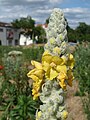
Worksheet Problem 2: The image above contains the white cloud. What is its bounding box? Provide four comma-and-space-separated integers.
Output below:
36, 9, 52, 14
0, 0, 90, 28
63, 7, 89, 13
49, 0, 63, 3
26, 0, 44, 1
63, 7, 90, 28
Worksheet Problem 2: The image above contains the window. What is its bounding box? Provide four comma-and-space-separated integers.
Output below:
8, 40, 12, 45
0, 28, 3, 32
0, 40, 2, 45
15, 39, 19, 45
6, 29, 13, 39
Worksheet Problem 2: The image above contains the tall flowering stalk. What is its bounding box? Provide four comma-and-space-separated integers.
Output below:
27, 8, 74, 120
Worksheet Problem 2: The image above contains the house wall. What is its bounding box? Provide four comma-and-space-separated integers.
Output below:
0, 26, 20, 46
0, 27, 7, 45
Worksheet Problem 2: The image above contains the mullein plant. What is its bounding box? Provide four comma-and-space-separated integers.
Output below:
27, 8, 74, 120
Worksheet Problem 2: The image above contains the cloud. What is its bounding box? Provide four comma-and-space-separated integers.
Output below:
63, 7, 90, 28
49, 0, 64, 3
0, 0, 90, 28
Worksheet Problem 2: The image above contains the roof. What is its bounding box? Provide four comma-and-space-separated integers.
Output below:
35, 23, 48, 28
0, 22, 12, 27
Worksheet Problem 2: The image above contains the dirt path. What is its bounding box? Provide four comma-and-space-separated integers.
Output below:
65, 80, 87, 120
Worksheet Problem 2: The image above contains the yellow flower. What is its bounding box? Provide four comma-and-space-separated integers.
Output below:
37, 111, 42, 117
59, 34, 63, 40
36, 111, 42, 120
42, 51, 53, 64
33, 93, 40, 100
42, 51, 64, 80
62, 111, 68, 119
27, 50, 75, 96
67, 54, 75, 69
31, 60, 43, 69
56, 65, 67, 73
27, 61, 44, 80
57, 72, 67, 89
53, 47, 61, 55
27, 60, 44, 100
61, 55, 67, 64
49, 37, 56, 44
32, 81, 42, 100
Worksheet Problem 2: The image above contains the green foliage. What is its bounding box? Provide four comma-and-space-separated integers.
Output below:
74, 42, 90, 95
0, 50, 40, 120
45, 17, 50, 24
1, 95, 38, 120
74, 42, 90, 119
22, 46, 44, 62
12, 17, 47, 43
67, 22, 90, 42
82, 94, 90, 120
12, 16, 35, 29
34, 26, 47, 43
0, 46, 44, 63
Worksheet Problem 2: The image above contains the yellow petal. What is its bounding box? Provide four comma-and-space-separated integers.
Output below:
52, 56, 64, 65
37, 111, 42, 118
62, 111, 68, 119
42, 61, 50, 71
59, 81, 66, 89
61, 55, 67, 64
56, 65, 67, 73
33, 93, 40, 100
53, 47, 61, 54
49, 68, 58, 80
28, 74, 39, 81
58, 72, 67, 89
45, 68, 50, 79
42, 51, 52, 64
69, 54, 74, 60
32, 89, 38, 95
31, 60, 43, 69
42, 50, 50, 56
49, 37, 55, 44
34, 69, 44, 79
27, 68, 37, 77
67, 54, 75, 69
33, 80, 42, 87
57, 72, 67, 80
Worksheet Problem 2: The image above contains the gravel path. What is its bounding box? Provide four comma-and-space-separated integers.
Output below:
65, 80, 87, 120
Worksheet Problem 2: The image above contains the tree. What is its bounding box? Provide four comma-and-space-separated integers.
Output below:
34, 26, 47, 43
45, 17, 50, 24
12, 16, 35, 39
75, 22, 90, 42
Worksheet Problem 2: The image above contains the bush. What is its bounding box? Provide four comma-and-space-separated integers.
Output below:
0, 46, 44, 64
0, 50, 40, 120
74, 42, 90, 119
74, 42, 90, 95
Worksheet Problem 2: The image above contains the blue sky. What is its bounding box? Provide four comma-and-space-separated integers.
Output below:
0, 0, 90, 28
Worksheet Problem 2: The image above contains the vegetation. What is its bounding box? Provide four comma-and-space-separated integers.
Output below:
12, 16, 47, 43
0, 46, 44, 120
74, 42, 90, 119
0, 42, 90, 119
67, 22, 90, 43
0, 52, 36, 120
0, 46, 44, 63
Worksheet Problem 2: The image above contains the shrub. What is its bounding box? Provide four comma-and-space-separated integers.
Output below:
74, 42, 90, 119
0, 50, 40, 120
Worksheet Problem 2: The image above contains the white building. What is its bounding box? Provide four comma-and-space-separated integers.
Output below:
19, 34, 33, 45
0, 22, 48, 46
0, 22, 20, 46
